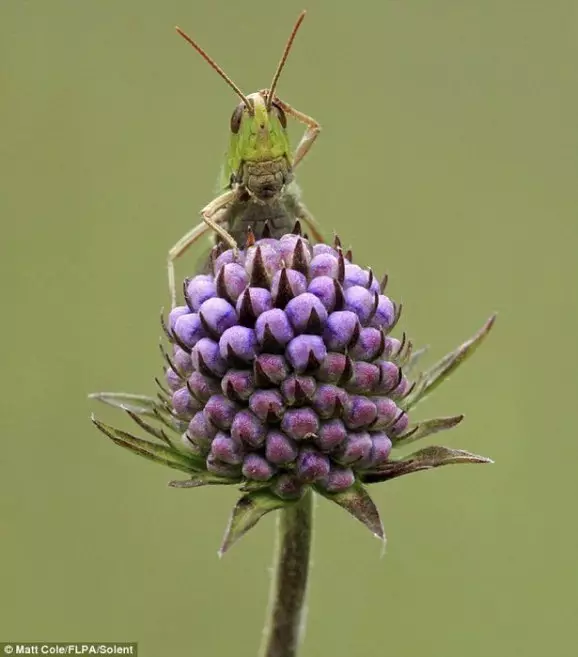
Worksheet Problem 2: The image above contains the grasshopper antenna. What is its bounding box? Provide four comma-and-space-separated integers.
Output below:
175, 26, 252, 111
266, 10, 306, 110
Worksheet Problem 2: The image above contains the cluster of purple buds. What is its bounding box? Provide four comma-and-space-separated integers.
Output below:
92, 223, 494, 551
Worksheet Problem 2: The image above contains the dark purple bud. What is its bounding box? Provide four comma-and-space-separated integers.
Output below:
174, 313, 206, 349
278, 234, 310, 266
296, 448, 330, 483
236, 287, 273, 320
323, 311, 360, 352
285, 293, 328, 334
255, 309, 294, 347
345, 362, 381, 394
281, 375, 316, 405
344, 286, 375, 325
221, 369, 254, 401
188, 411, 218, 447
349, 327, 383, 361
335, 432, 372, 465
372, 397, 400, 430
312, 243, 337, 258
168, 306, 189, 332
281, 408, 320, 441
368, 432, 392, 466
219, 263, 248, 301
246, 244, 283, 281
315, 419, 347, 452
312, 384, 348, 419
389, 376, 410, 400
211, 431, 244, 465
172, 387, 201, 418
204, 394, 239, 430
249, 389, 285, 423
242, 453, 275, 481
231, 409, 266, 447
206, 454, 242, 478
343, 264, 380, 292
272, 474, 304, 500
219, 325, 258, 363
254, 354, 289, 386
186, 275, 217, 311
375, 361, 402, 394
187, 371, 221, 403
199, 298, 237, 336
172, 346, 193, 376
271, 268, 307, 301
370, 295, 395, 330
317, 466, 355, 493
317, 352, 349, 384
286, 335, 327, 373
390, 411, 409, 437
343, 396, 378, 429
309, 253, 339, 278
266, 430, 299, 464
384, 337, 402, 359
191, 338, 228, 377
308, 276, 339, 312
166, 368, 182, 391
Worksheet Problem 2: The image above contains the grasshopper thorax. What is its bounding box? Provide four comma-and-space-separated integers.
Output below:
228, 92, 293, 202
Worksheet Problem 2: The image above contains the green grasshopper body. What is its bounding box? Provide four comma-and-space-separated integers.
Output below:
168, 12, 323, 305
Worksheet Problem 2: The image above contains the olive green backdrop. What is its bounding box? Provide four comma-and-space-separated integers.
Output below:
2, 1, 576, 655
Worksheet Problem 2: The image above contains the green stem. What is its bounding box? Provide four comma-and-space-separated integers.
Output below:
260, 490, 314, 657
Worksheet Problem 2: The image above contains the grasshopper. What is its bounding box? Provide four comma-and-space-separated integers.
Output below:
168, 11, 323, 305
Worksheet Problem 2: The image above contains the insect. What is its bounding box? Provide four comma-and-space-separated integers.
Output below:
168, 11, 324, 306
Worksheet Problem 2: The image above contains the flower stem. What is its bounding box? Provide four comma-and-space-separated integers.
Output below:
260, 490, 314, 657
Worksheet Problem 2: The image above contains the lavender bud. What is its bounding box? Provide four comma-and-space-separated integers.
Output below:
296, 448, 330, 483
242, 453, 276, 481
266, 431, 299, 465
323, 311, 360, 351
204, 395, 239, 430
231, 409, 266, 447
281, 408, 320, 441
219, 326, 257, 363
286, 335, 327, 373
186, 275, 216, 311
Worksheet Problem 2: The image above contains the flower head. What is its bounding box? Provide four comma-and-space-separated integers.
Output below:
91, 223, 494, 553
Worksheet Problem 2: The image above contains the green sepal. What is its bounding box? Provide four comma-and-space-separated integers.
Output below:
317, 481, 385, 542
393, 414, 464, 447
361, 445, 493, 484
402, 314, 496, 411
89, 392, 162, 417
91, 415, 204, 473
168, 473, 240, 488
219, 491, 292, 556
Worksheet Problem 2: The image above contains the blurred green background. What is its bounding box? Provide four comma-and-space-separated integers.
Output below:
2, 1, 576, 655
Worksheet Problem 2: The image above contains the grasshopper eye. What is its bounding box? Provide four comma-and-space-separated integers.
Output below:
272, 102, 287, 129
230, 103, 244, 134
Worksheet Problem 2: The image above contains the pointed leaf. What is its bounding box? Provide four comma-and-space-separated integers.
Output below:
89, 392, 162, 417
362, 445, 493, 484
393, 414, 464, 446
168, 473, 239, 488
404, 346, 429, 376
402, 314, 496, 410
317, 481, 384, 542
91, 416, 202, 473
219, 491, 290, 556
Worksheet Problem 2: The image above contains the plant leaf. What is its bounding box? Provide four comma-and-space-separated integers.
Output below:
89, 392, 162, 417
402, 314, 496, 411
219, 491, 290, 556
91, 415, 202, 473
317, 481, 384, 542
168, 473, 239, 488
393, 415, 464, 447
362, 445, 493, 484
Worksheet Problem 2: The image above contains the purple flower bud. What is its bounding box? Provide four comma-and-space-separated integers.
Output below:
349, 327, 383, 361
172, 387, 201, 418
390, 411, 409, 437
204, 394, 239, 430
242, 453, 276, 481
187, 371, 220, 403
312, 384, 348, 419
236, 287, 273, 320
323, 311, 360, 351
206, 454, 241, 478
312, 243, 337, 257
249, 389, 285, 422
344, 286, 375, 326
344, 264, 380, 292
296, 448, 330, 483
230, 409, 266, 447
174, 313, 206, 349
191, 338, 227, 377
343, 396, 378, 429
271, 269, 307, 301
372, 397, 400, 430
318, 466, 355, 493
277, 235, 311, 267
186, 275, 216, 311
188, 411, 217, 447
272, 474, 304, 500
199, 298, 237, 336
317, 352, 350, 384
211, 431, 244, 465
181, 432, 205, 457
308, 276, 339, 312
285, 293, 328, 334
246, 244, 283, 281
280, 375, 316, 405
219, 326, 257, 363
221, 369, 255, 401
370, 295, 395, 330
220, 263, 248, 301
286, 335, 327, 373
255, 309, 294, 347
315, 419, 348, 452
281, 408, 320, 441
254, 354, 290, 386
389, 376, 410, 400
172, 346, 193, 376
368, 432, 392, 467
168, 306, 189, 332
335, 432, 373, 465
309, 253, 339, 278
166, 367, 182, 391
265, 431, 298, 464
375, 361, 402, 394
345, 362, 381, 394
214, 248, 243, 272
